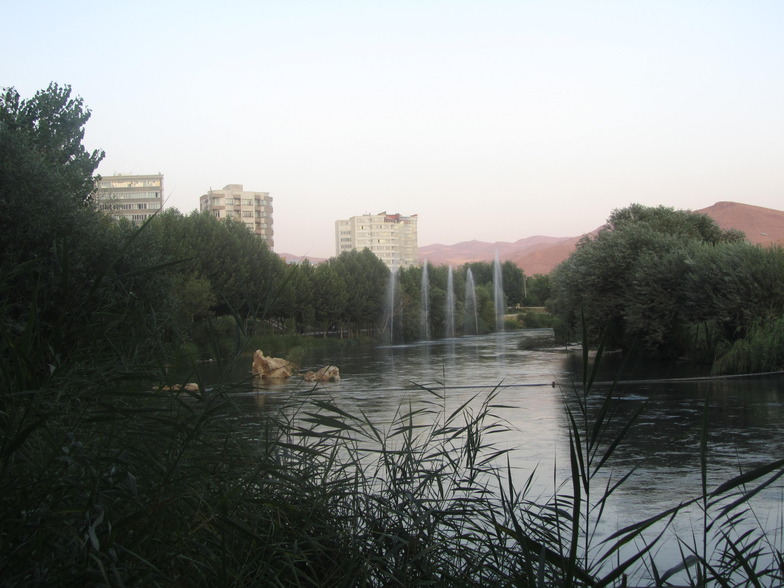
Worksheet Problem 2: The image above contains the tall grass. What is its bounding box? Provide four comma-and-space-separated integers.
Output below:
7, 373, 780, 585
713, 315, 784, 375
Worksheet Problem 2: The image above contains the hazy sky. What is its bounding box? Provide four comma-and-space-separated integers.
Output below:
4, 1, 783, 258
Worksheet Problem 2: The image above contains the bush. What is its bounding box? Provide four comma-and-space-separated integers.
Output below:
519, 310, 557, 329
713, 315, 784, 375
185, 314, 243, 361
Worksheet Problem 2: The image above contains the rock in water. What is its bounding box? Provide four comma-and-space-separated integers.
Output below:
252, 349, 297, 379
303, 365, 340, 382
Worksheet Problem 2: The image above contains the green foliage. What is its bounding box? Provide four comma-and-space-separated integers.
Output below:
682, 243, 784, 339
713, 315, 784, 375
175, 272, 217, 324
288, 260, 317, 333
188, 315, 239, 360
549, 204, 783, 364
0, 83, 103, 262
525, 273, 552, 307
501, 260, 525, 307
331, 249, 390, 337
1, 85, 175, 383
143, 208, 289, 322
0, 83, 104, 206
313, 261, 349, 335
606, 203, 745, 245
474, 283, 495, 333
519, 310, 557, 329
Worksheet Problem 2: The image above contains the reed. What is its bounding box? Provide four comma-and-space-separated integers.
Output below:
713, 315, 784, 375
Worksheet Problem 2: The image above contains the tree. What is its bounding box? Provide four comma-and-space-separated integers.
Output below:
0, 84, 104, 262
289, 260, 317, 333
331, 249, 389, 337
143, 209, 289, 327
550, 204, 746, 355
682, 242, 784, 341
605, 204, 745, 245
397, 265, 422, 341
502, 261, 525, 308
526, 274, 551, 307
0, 84, 177, 383
313, 262, 348, 336
0, 83, 104, 203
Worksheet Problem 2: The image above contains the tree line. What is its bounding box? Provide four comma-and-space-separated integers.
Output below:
1, 84, 533, 381
139, 212, 531, 345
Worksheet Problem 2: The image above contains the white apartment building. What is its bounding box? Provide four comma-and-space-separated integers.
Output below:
335, 212, 419, 268
95, 173, 164, 224
199, 184, 274, 248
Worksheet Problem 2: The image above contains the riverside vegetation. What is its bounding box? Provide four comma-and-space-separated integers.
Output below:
2, 83, 783, 585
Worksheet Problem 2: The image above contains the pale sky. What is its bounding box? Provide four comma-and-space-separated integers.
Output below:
4, 1, 783, 258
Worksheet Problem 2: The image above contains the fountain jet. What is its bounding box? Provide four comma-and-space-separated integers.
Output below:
465, 269, 478, 335
386, 266, 397, 343
420, 260, 430, 340
445, 265, 455, 338
494, 251, 505, 332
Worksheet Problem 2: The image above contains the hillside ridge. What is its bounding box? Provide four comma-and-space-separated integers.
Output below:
419, 201, 784, 275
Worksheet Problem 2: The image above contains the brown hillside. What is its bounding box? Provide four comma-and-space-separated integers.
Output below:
696, 201, 784, 246
418, 201, 784, 275
507, 236, 583, 276
420, 236, 565, 267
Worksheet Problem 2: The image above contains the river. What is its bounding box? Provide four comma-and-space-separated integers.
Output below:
202, 330, 784, 584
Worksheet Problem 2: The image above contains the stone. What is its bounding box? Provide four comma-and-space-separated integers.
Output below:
303, 365, 340, 382
159, 382, 200, 392
252, 349, 296, 379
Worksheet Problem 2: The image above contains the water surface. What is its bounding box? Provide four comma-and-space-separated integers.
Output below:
209, 331, 784, 583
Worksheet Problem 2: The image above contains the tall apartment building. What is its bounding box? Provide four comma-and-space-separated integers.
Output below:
95, 173, 164, 224
199, 184, 274, 248
335, 211, 419, 268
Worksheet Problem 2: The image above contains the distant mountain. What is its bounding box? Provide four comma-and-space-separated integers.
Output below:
419, 235, 583, 276
506, 236, 585, 276
419, 201, 784, 275
419, 235, 567, 266
278, 252, 327, 265
696, 201, 784, 247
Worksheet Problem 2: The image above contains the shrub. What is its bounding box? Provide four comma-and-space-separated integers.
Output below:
713, 315, 784, 375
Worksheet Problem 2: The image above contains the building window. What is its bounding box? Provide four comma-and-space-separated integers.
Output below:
98, 191, 160, 200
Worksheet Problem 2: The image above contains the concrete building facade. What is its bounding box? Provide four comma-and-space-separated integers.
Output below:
199, 184, 274, 248
95, 173, 164, 224
335, 211, 419, 268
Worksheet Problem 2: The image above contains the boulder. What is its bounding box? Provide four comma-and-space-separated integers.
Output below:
159, 382, 200, 392
303, 365, 340, 382
252, 349, 297, 379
